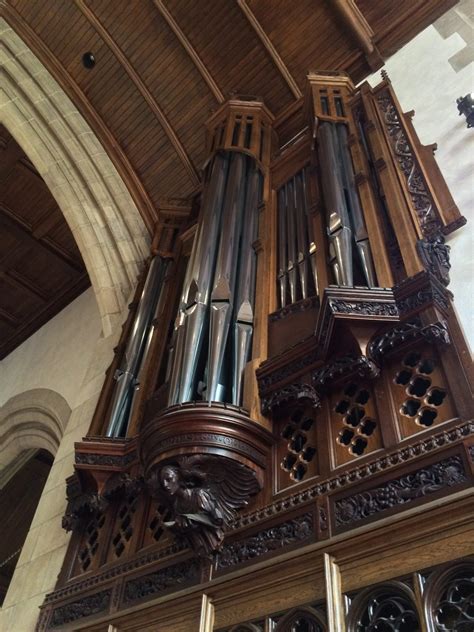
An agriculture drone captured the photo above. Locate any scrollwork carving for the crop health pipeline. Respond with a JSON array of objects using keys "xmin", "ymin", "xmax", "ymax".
[{"xmin": 123, "ymin": 559, "xmax": 200, "ymax": 603}]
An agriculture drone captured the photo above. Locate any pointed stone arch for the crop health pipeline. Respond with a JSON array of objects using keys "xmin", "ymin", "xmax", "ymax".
[{"xmin": 0, "ymin": 19, "xmax": 150, "ymax": 336}]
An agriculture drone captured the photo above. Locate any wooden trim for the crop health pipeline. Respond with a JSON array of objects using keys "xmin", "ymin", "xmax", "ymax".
[
  {"xmin": 237, "ymin": 0, "xmax": 302, "ymax": 99},
  {"xmin": 152, "ymin": 0, "xmax": 225, "ymax": 104},
  {"xmin": 1, "ymin": 4, "xmax": 156, "ymax": 234},
  {"xmin": 332, "ymin": 0, "xmax": 383, "ymax": 70},
  {"xmin": 74, "ymin": 0, "xmax": 200, "ymax": 189},
  {"xmin": 324, "ymin": 554, "xmax": 346, "ymax": 632},
  {"xmin": 199, "ymin": 594, "xmax": 215, "ymax": 632}
]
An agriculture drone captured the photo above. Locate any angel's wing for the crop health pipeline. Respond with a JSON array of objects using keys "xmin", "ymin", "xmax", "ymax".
[{"xmin": 179, "ymin": 456, "xmax": 261, "ymax": 524}]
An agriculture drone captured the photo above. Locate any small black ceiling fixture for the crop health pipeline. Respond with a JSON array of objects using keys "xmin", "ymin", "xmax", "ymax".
[
  {"xmin": 456, "ymin": 93, "xmax": 474, "ymax": 128},
  {"xmin": 82, "ymin": 52, "xmax": 96, "ymax": 69}
]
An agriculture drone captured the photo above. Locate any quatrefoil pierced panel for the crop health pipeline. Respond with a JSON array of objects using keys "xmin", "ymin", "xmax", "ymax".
[
  {"xmin": 390, "ymin": 344, "xmax": 456, "ymax": 439},
  {"xmin": 277, "ymin": 403, "xmax": 319, "ymax": 491},
  {"xmin": 331, "ymin": 381, "xmax": 382, "ymax": 466}
]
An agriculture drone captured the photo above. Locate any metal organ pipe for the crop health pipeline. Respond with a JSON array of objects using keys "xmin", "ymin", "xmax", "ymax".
[
  {"xmin": 208, "ymin": 153, "xmax": 246, "ymax": 403},
  {"xmin": 232, "ymin": 165, "xmax": 260, "ymax": 406},
  {"xmin": 167, "ymin": 153, "xmax": 229, "ymax": 405},
  {"xmin": 317, "ymin": 121, "xmax": 376, "ymax": 288},
  {"xmin": 276, "ymin": 169, "xmax": 319, "ymax": 307},
  {"xmin": 105, "ymin": 255, "xmax": 169, "ymax": 437},
  {"xmin": 167, "ymin": 151, "xmax": 261, "ymax": 406}
]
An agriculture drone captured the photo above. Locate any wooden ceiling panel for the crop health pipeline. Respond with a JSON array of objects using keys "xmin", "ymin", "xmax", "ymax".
[
  {"xmin": 89, "ymin": 0, "xmax": 212, "ymax": 173},
  {"xmin": 166, "ymin": 0, "xmax": 295, "ymax": 114},
  {"xmin": 247, "ymin": 0, "xmax": 357, "ymax": 89},
  {"xmin": 0, "ymin": 125, "xmax": 89, "ymax": 359}
]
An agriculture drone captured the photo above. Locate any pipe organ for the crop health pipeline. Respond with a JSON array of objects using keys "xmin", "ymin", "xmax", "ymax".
[{"xmin": 39, "ymin": 72, "xmax": 473, "ymax": 632}]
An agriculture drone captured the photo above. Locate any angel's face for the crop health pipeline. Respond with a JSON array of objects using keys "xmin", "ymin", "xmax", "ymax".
[{"xmin": 161, "ymin": 466, "xmax": 180, "ymax": 496}]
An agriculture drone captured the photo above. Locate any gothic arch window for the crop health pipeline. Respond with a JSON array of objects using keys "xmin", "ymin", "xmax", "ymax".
[
  {"xmin": 347, "ymin": 581, "xmax": 421, "ymax": 632},
  {"xmin": 274, "ymin": 606, "xmax": 327, "ymax": 632},
  {"xmin": 424, "ymin": 561, "xmax": 474, "ymax": 632}
]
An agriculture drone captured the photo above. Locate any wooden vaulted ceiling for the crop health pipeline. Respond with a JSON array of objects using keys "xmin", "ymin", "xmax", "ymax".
[
  {"xmin": 0, "ymin": 1, "xmax": 455, "ymax": 357},
  {"xmin": 0, "ymin": 125, "xmax": 90, "ymax": 359},
  {"xmin": 1, "ymin": 0, "xmax": 455, "ymax": 233}
]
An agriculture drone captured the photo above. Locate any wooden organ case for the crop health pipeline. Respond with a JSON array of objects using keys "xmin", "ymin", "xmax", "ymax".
[{"xmin": 38, "ymin": 73, "xmax": 473, "ymax": 632}]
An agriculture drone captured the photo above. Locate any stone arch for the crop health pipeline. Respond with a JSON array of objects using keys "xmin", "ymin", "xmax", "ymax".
[
  {"xmin": 0, "ymin": 388, "xmax": 71, "ymax": 473},
  {"xmin": 0, "ymin": 19, "xmax": 150, "ymax": 336}
]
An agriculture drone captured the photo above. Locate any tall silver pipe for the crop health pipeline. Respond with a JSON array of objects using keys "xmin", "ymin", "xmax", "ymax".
[
  {"xmin": 277, "ymin": 188, "xmax": 288, "ymax": 307},
  {"xmin": 301, "ymin": 169, "xmax": 318, "ymax": 294},
  {"xmin": 105, "ymin": 255, "xmax": 168, "ymax": 437},
  {"xmin": 294, "ymin": 172, "xmax": 309, "ymax": 300},
  {"xmin": 336, "ymin": 124, "xmax": 376, "ymax": 287},
  {"xmin": 168, "ymin": 153, "xmax": 229, "ymax": 405},
  {"xmin": 318, "ymin": 122, "xmax": 353, "ymax": 286},
  {"xmin": 207, "ymin": 153, "xmax": 246, "ymax": 403},
  {"xmin": 286, "ymin": 179, "xmax": 298, "ymax": 303},
  {"xmin": 232, "ymin": 165, "xmax": 260, "ymax": 406}
]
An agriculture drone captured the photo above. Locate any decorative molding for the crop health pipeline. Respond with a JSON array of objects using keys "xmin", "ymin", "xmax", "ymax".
[
  {"xmin": 328, "ymin": 299, "xmax": 398, "ymax": 317},
  {"xmin": 258, "ymin": 345, "xmax": 319, "ymax": 391},
  {"xmin": 312, "ymin": 354, "xmax": 380, "ymax": 391},
  {"xmin": 152, "ymin": 0, "xmax": 224, "ymax": 103},
  {"xmin": 232, "ymin": 423, "xmax": 473, "ymax": 529},
  {"xmin": 49, "ymin": 589, "xmax": 111, "ymax": 628},
  {"xmin": 216, "ymin": 513, "xmax": 313, "ymax": 571},
  {"xmin": 75, "ymin": 452, "xmax": 137, "ymax": 467},
  {"xmin": 261, "ymin": 383, "xmax": 320, "ymax": 415},
  {"xmin": 368, "ymin": 319, "xmax": 450, "ymax": 364},
  {"xmin": 334, "ymin": 455, "xmax": 467, "ymax": 530},
  {"xmin": 377, "ymin": 89, "xmax": 440, "ymax": 236},
  {"xmin": 154, "ymin": 432, "xmax": 264, "ymax": 466},
  {"xmin": 237, "ymin": 0, "xmax": 302, "ymax": 99},
  {"xmin": 74, "ymin": 0, "xmax": 200, "ymax": 188},
  {"xmin": 123, "ymin": 559, "xmax": 200, "ymax": 604}
]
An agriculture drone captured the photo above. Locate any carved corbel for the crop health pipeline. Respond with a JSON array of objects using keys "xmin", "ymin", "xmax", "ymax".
[
  {"xmin": 145, "ymin": 455, "xmax": 261, "ymax": 558},
  {"xmin": 62, "ymin": 473, "xmax": 107, "ymax": 533},
  {"xmin": 367, "ymin": 318, "xmax": 451, "ymax": 365},
  {"xmin": 312, "ymin": 354, "xmax": 380, "ymax": 394},
  {"xmin": 261, "ymin": 383, "xmax": 320, "ymax": 416}
]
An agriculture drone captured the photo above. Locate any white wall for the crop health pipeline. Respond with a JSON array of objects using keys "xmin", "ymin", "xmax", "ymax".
[
  {"xmin": 0, "ymin": 287, "xmax": 102, "ymax": 411},
  {"xmin": 367, "ymin": 20, "xmax": 474, "ymax": 350}
]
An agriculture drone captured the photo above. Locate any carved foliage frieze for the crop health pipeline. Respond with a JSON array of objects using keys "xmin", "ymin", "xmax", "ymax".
[
  {"xmin": 48, "ymin": 589, "xmax": 111, "ymax": 628},
  {"xmin": 312, "ymin": 354, "xmax": 380, "ymax": 392},
  {"xmin": 123, "ymin": 559, "xmax": 200, "ymax": 604},
  {"xmin": 216, "ymin": 513, "xmax": 313, "ymax": 571},
  {"xmin": 334, "ymin": 455, "xmax": 467, "ymax": 530},
  {"xmin": 261, "ymin": 383, "xmax": 320, "ymax": 415}
]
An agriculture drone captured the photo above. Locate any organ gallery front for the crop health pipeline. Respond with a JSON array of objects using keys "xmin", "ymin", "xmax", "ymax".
[{"xmin": 37, "ymin": 70, "xmax": 473, "ymax": 632}]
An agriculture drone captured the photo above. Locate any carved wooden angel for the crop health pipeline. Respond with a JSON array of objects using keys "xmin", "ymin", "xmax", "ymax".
[{"xmin": 148, "ymin": 456, "xmax": 261, "ymax": 558}]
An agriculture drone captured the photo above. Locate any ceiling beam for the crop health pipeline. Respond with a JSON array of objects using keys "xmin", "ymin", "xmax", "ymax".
[
  {"xmin": 237, "ymin": 0, "xmax": 302, "ymax": 99},
  {"xmin": 0, "ymin": 204, "xmax": 84, "ymax": 273},
  {"xmin": 3, "ymin": 270, "xmax": 48, "ymax": 303},
  {"xmin": 153, "ymin": 0, "xmax": 225, "ymax": 104},
  {"xmin": 75, "ymin": 0, "xmax": 200, "ymax": 188},
  {"xmin": 2, "ymin": 4, "xmax": 157, "ymax": 234},
  {"xmin": 331, "ymin": 0, "xmax": 383, "ymax": 71}
]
